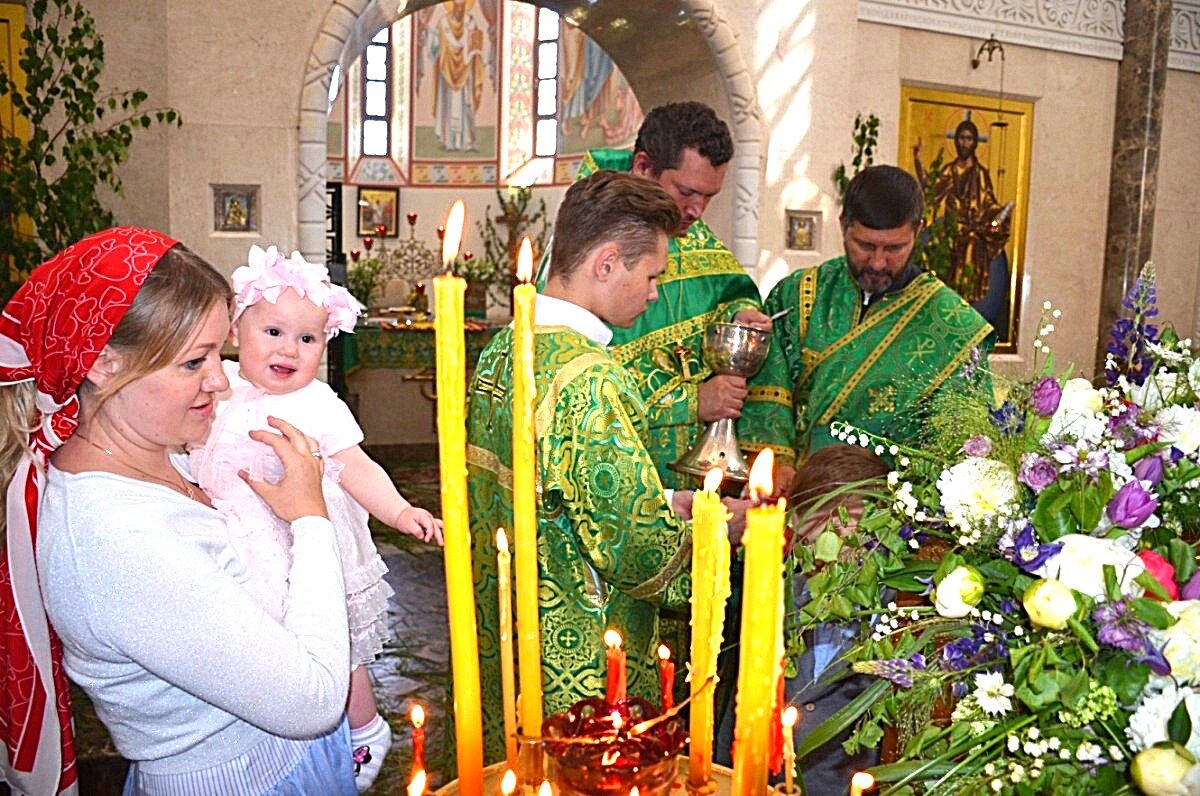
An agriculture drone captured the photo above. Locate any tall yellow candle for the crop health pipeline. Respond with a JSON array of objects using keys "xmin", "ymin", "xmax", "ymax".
[
  {"xmin": 511, "ymin": 237, "xmax": 543, "ymax": 737},
  {"xmin": 435, "ymin": 199, "xmax": 484, "ymax": 795},
  {"xmin": 688, "ymin": 467, "xmax": 730, "ymax": 789},
  {"xmin": 731, "ymin": 450, "xmax": 786, "ymax": 796},
  {"xmin": 782, "ymin": 705, "xmax": 799, "ymax": 795},
  {"xmin": 495, "ymin": 528, "xmax": 518, "ymax": 768}
]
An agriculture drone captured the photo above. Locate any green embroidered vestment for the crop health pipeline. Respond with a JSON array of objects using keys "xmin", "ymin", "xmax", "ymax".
[
  {"xmin": 467, "ymin": 325, "xmax": 693, "ymax": 763},
  {"xmin": 758, "ymin": 256, "xmax": 993, "ymax": 460},
  {"xmin": 537, "ymin": 148, "xmax": 795, "ymax": 487}
]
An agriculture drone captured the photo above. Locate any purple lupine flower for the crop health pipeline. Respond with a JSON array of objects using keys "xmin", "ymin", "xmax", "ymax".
[
  {"xmin": 1106, "ymin": 265, "xmax": 1161, "ymax": 386},
  {"xmin": 1134, "ymin": 454, "xmax": 1166, "ymax": 487},
  {"xmin": 1182, "ymin": 571, "xmax": 1200, "ymax": 601},
  {"xmin": 1106, "ymin": 480, "xmax": 1159, "ymax": 529},
  {"xmin": 988, "ymin": 401, "xmax": 1025, "ymax": 435},
  {"xmin": 1018, "ymin": 452, "xmax": 1058, "ymax": 492},
  {"xmin": 1004, "ymin": 523, "xmax": 1063, "ymax": 573},
  {"xmin": 962, "ymin": 435, "xmax": 993, "ymax": 457},
  {"xmin": 852, "ymin": 654, "xmax": 927, "ymax": 688},
  {"xmin": 1093, "ymin": 600, "xmax": 1151, "ymax": 653},
  {"xmin": 1030, "ymin": 377, "xmax": 1062, "ymax": 417},
  {"xmin": 941, "ymin": 621, "xmax": 1009, "ymax": 672}
]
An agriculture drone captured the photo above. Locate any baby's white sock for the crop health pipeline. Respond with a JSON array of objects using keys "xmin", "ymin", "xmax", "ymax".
[{"xmin": 350, "ymin": 713, "xmax": 392, "ymax": 793}]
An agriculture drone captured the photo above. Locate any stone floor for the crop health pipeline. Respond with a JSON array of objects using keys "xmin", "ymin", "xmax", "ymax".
[{"xmin": 65, "ymin": 444, "xmax": 456, "ymax": 795}]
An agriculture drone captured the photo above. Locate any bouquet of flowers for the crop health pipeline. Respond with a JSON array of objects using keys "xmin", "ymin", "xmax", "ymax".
[{"xmin": 796, "ymin": 265, "xmax": 1200, "ymax": 795}]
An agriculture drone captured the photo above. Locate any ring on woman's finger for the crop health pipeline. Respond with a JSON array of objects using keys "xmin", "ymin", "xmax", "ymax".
[{"xmin": 310, "ymin": 450, "xmax": 322, "ymax": 459}]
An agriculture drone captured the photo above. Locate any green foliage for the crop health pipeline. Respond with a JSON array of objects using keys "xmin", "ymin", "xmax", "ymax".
[
  {"xmin": 346, "ymin": 257, "xmax": 384, "ymax": 309},
  {"xmin": 832, "ymin": 112, "xmax": 879, "ymax": 201},
  {"xmin": 0, "ymin": 0, "xmax": 181, "ymax": 301},
  {"xmin": 467, "ymin": 186, "xmax": 550, "ymax": 285},
  {"xmin": 914, "ymin": 149, "xmax": 959, "ymax": 278}
]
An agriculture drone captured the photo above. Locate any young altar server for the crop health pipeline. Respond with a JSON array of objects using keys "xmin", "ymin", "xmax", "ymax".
[{"xmin": 189, "ymin": 245, "xmax": 443, "ymax": 791}]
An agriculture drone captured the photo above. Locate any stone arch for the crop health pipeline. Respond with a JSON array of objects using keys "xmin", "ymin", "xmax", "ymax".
[{"xmin": 298, "ymin": 0, "xmax": 763, "ymax": 267}]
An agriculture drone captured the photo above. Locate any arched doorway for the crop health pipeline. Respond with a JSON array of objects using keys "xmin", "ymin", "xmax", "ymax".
[{"xmin": 297, "ymin": 0, "xmax": 763, "ymax": 269}]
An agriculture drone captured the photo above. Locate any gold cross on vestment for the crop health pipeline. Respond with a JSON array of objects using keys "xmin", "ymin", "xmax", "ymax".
[{"xmin": 673, "ymin": 340, "xmax": 693, "ymax": 379}]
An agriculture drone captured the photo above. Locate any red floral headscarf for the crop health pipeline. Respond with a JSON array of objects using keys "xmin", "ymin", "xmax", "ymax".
[{"xmin": 0, "ymin": 226, "xmax": 177, "ymax": 795}]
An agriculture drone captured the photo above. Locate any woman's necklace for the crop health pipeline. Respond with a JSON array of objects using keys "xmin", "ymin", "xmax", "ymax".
[{"xmin": 74, "ymin": 432, "xmax": 197, "ymax": 501}]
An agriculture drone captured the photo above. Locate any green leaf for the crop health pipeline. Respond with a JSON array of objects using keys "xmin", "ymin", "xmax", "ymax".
[
  {"xmin": 1104, "ymin": 564, "xmax": 1120, "ymax": 602},
  {"xmin": 1168, "ymin": 538, "xmax": 1197, "ymax": 584},
  {"xmin": 1131, "ymin": 597, "xmax": 1176, "ymax": 630},
  {"xmin": 1098, "ymin": 654, "xmax": 1150, "ymax": 704},
  {"xmin": 1033, "ymin": 481, "xmax": 1077, "ymax": 540},
  {"xmin": 796, "ymin": 679, "xmax": 890, "ymax": 759},
  {"xmin": 1136, "ymin": 571, "xmax": 1173, "ymax": 602},
  {"xmin": 813, "ymin": 529, "xmax": 843, "ymax": 562},
  {"xmin": 1168, "ymin": 698, "xmax": 1194, "ymax": 746}
]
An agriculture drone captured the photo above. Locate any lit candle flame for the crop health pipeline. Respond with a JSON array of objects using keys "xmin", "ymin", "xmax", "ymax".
[
  {"xmin": 703, "ymin": 467, "xmax": 723, "ymax": 493},
  {"xmin": 602, "ymin": 748, "xmax": 619, "ymax": 765},
  {"xmin": 441, "ymin": 199, "xmax": 465, "ymax": 269},
  {"xmin": 538, "ymin": 781, "xmax": 552, "ymax": 796},
  {"xmin": 604, "ymin": 629, "xmax": 622, "ymax": 649},
  {"xmin": 610, "ymin": 711, "xmax": 623, "ymax": 730},
  {"xmin": 657, "ymin": 644, "xmax": 670, "ymax": 662},
  {"xmin": 748, "ymin": 448, "xmax": 775, "ymax": 502},
  {"xmin": 407, "ymin": 769, "xmax": 426, "ymax": 796},
  {"xmin": 782, "ymin": 705, "xmax": 799, "ymax": 728},
  {"xmin": 851, "ymin": 771, "xmax": 876, "ymax": 795},
  {"xmin": 499, "ymin": 769, "xmax": 517, "ymax": 795},
  {"xmin": 411, "ymin": 703, "xmax": 424, "ymax": 728},
  {"xmin": 631, "ymin": 788, "xmax": 640, "ymax": 796},
  {"xmin": 516, "ymin": 236, "xmax": 533, "ymax": 283},
  {"xmin": 495, "ymin": 527, "xmax": 509, "ymax": 553}
]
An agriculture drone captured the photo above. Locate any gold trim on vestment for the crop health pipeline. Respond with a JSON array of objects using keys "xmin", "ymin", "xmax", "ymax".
[
  {"xmin": 747, "ymin": 384, "xmax": 792, "ymax": 407},
  {"xmin": 467, "ymin": 444, "xmax": 512, "ymax": 490},
  {"xmin": 611, "ymin": 307, "xmax": 723, "ymax": 366},
  {"xmin": 817, "ymin": 281, "xmax": 941, "ymax": 426},
  {"xmin": 533, "ymin": 348, "xmax": 610, "ymax": 436},
  {"xmin": 918, "ymin": 324, "xmax": 994, "ymax": 401},
  {"xmin": 628, "ymin": 535, "xmax": 693, "ymax": 601}
]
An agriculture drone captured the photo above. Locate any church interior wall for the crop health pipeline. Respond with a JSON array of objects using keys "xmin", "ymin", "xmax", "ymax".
[{"xmin": 82, "ymin": 0, "xmax": 1199, "ymax": 379}]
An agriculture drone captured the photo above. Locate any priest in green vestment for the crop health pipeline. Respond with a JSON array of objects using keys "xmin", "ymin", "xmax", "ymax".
[
  {"xmin": 468, "ymin": 171, "xmax": 742, "ymax": 763},
  {"xmin": 536, "ymin": 102, "xmax": 795, "ymax": 488},
  {"xmin": 757, "ymin": 165, "xmax": 993, "ymax": 463}
]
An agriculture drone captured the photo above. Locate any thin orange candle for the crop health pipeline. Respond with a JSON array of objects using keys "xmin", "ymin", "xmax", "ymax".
[
  {"xmin": 657, "ymin": 644, "xmax": 674, "ymax": 713},
  {"xmin": 688, "ymin": 467, "xmax": 731, "ymax": 788},
  {"xmin": 782, "ymin": 705, "xmax": 799, "ymax": 794},
  {"xmin": 731, "ymin": 450, "xmax": 786, "ymax": 796},
  {"xmin": 407, "ymin": 768, "xmax": 426, "ymax": 796},
  {"xmin": 604, "ymin": 629, "xmax": 627, "ymax": 704},
  {"xmin": 410, "ymin": 703, "xmax": 425, "ymax": 773},
  {"xmin": 511, "ymin": 237, "xmax": 542, "ymax": 738},
  {"xmin": 434, "ymin": 199, "xmax": 483, "ymax": 795},
  {"xmin": 496, "ymin": 528, "xmax": 518, "ymax": 768},
  {"xmin": 850, "ymin": 771, "xmax": 875, "ymax": 796},
  {"xmin": 499, "ymin": 769, "xmax": 517, "ymax": 795}
]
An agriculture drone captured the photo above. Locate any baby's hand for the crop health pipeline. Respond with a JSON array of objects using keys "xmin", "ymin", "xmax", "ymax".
[{"xmin": 396, "ymin": 506, "xmax": 444, "ymax": 546}]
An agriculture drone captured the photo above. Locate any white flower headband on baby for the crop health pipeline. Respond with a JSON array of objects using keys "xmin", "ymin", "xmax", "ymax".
[{"xmin": 231, "ymin": 245, "xmax": 363, "ymax": 339}]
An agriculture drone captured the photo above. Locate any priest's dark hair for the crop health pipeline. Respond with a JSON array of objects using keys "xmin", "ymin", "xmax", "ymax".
[
  {"xmin": 840, "ymin": 164, "xmax": 924, "ymax": 231},
  {"xmin": 633, "ymin": 101, "xmax": 734, "ymax": 172},
  {"xmin": 549, "ymin": 170, "xmax": 681, "ymax": 281}
]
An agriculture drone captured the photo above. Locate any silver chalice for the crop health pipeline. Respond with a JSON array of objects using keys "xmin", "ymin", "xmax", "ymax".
[{"xmin": 671, "ymin": 322, "xmax": 772, "ymax": 484}]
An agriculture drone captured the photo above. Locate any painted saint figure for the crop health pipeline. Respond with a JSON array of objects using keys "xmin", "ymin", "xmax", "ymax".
[
  {"xmin": 913, "ymin": 119, "xmax": 1013, "ymax": 303},
  {"xmin": 425, "ymin": 0, "xmax": 487, "ymax": 151}
]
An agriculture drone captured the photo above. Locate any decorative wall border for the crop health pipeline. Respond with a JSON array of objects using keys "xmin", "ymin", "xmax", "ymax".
[{"xmin": 858, "ymin": 0, "xmax": 1200, "ymax": 73}]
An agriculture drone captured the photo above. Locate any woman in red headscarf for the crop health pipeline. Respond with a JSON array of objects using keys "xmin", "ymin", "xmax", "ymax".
[{"xmin": 0, "ymin": 228, "xmax": 355, "ymax": 795}]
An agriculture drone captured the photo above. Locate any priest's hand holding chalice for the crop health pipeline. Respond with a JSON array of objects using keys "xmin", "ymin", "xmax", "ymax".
[{"xmin": 673, "ymin": 312, "xmax": 772, "ymax": 488}]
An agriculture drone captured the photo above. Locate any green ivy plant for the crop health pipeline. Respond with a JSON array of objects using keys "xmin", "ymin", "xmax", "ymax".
[
  {"xmin": 831, "ymin": 112, "xmax": 880, "ymax": 201},
  {"xmin": 0, "ymin": 0, "xmax": 181, "ymax": 301}
]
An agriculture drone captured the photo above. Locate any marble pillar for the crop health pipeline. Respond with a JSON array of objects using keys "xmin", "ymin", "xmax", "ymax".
[{"xmin": 1094, "ymin": 0, "xmax": 1172, "ymax": 375}]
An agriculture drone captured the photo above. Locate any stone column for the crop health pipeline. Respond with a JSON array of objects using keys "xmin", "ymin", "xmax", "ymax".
[{"xmin": 1094, "ymin": 0, "xmax": 1172, "ymax": 375}]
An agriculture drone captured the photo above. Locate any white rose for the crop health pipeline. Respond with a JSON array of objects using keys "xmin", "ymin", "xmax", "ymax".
[
  {"xmin": 1032, "ymin": 533, "xmax": 1145, "ymax": 600},
  {"xmin": 1158, "ymin": 405, "xmax": 1200, "ymax": 455},
  {"xmin": 933, "ymin": 565, "xmax": 985, "ymax": 618},
  {"xmin": 1060, "ymin": 378, "xmax": 1105, "ymax": 414},
  {"xmin": 1133, "ymin": 372, "xmax": 1180, "ymax": 412},
  {"xmin": 1022, "ymin": 578, "xmax": 1077, "ymax": 630},
  {"xmin": 1130, "ymin": 746, "xmax": 1200, "ymax": 796}
]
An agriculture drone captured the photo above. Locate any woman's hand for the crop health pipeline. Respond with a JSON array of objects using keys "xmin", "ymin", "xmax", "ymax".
[{"xmin": 242, "ymin": 416, "xmax": 328, "ymax": 522}]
